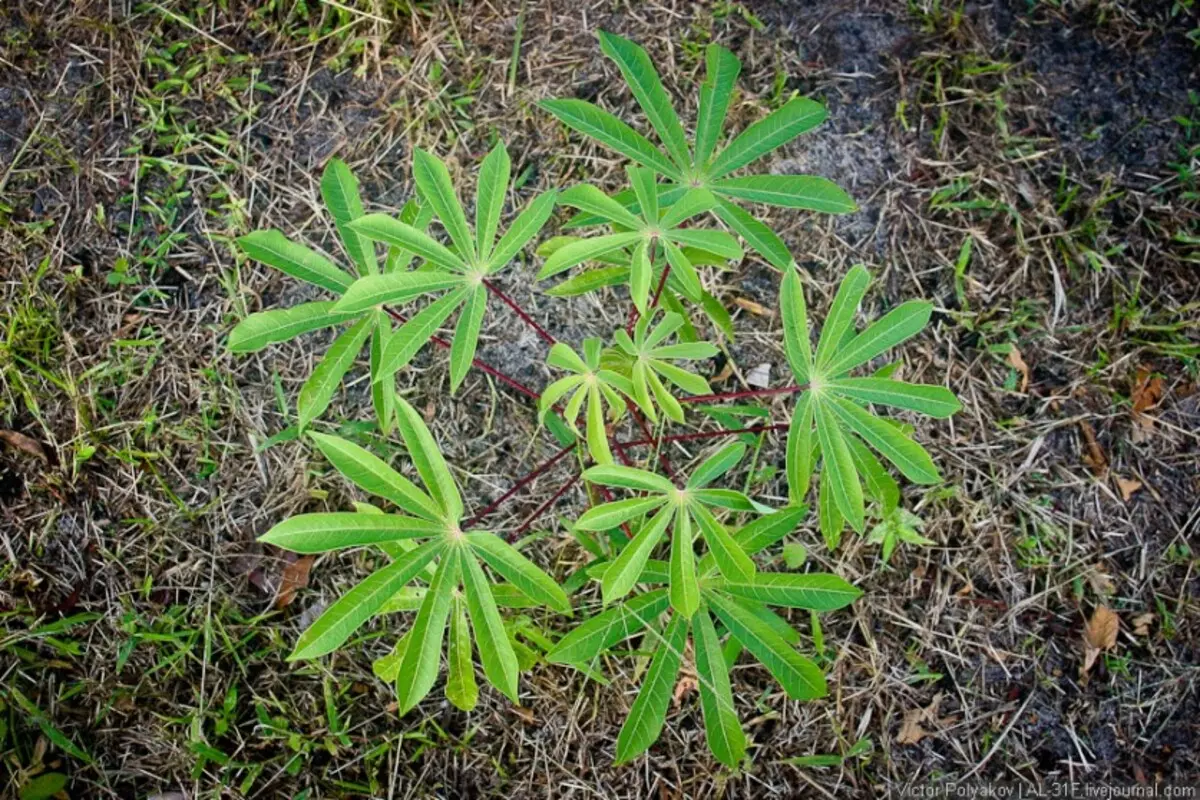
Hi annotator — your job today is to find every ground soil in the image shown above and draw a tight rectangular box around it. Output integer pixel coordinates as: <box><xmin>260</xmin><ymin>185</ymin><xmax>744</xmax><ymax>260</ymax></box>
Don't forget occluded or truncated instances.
<box><xmin>1</xmin><ymin>1</ymin><xmax>1198</xmax><ymax>798</ymax></box>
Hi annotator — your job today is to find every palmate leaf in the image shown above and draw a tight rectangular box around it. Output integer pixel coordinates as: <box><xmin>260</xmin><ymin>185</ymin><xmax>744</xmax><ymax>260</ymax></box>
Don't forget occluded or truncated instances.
<box><xmin>265</xmin><ymin>413</ymin><xmax>564</xmax><ymax>712</ymax></box>
<box><xmin>692</xmin><ymin>608</ymin><xmax>746</xmax><ymax>767</ymax></box>
<box><xmin>238</xmin><ymin>229</ymin><xmax>356</xmax><ymax>294</ymax></box>
<box><xmin>321</xmin><ymin>157</ymin><xmax>377</xmax><ymax>275</ymax></box>
<box><xmin>780</xmin><ymin>265</ymin><xmax>961</xmax><ymax>549</ymax></box>
<box><xmin>227</xmin><ymin>301</ymin><xmax>358</xmax><ymax>353</ymax></box>
<box><xmin>541</xmin><ymin>32</ymin><xmax>853</xmax><ymax>271</ymax></box>
<box><xmin>297</xmin><ymin>315</ymin><xmax>373</xmax><ymax>431</ymax></box>
<box><xmin>615</xmin><ymin>612</ymin><xmax>687</xmax><ymax>764</ymax></box>
<box><xmin>545</xmin><ymin>589</ymin><xmax>670</xmax><ymax>664</ymax></box>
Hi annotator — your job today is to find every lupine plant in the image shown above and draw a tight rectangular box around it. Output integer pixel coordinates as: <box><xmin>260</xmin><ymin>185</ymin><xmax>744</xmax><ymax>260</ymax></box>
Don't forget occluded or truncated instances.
<box><xmin>231</xmin><ymin>32</ymin><xmax>960</xmax><ymax>768</ymax></box>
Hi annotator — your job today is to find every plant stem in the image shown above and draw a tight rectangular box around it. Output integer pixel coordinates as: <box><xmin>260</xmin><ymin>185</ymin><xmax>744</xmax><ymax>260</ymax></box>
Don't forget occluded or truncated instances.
<box><xmin>649</xmin><ymin>256</ymin><xmax>672</xmax><ymax>310</ymax></box>
<box><xmin>383</xmin><ymin>306</ymin><xmax>541</xmax><ymax>401</ymax></box>
<box><xmin>482</xmin><ymin>279</ymin><xmax>556</xmax><ymax>346</ymax></box>
<box><xmin>680</xmin><ymin>384</ymin><xmax>807</xmax><ymax>404</ymax></box>
<box><xmin>464</xmin><ymin>441</ymin><xmax>577</xmax><ymax>528</ymax></box>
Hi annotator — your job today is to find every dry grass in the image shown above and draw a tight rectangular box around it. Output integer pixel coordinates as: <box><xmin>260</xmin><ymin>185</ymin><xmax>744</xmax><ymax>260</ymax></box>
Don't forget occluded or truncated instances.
<box><xmin>1</xmin><ymin>0</ymin><xmax>1197</xmax><ymax>797</ymax></box>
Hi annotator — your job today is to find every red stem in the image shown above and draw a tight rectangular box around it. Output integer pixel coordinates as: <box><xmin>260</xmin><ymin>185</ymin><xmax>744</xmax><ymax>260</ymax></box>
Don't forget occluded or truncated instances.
<box><xmin>649</xmin><ymin>256</ymin><xmax>672</xmax><ymax>311</ymax></box>
<box><xmin>681</xmin><ymin>384</ymin><xmax>807</xmax><ymax>405</ymax></box>
<box><xmin>482</xmin><ymin>279</ymin><xmax>556</xmax><ymax>346</ymax></box>
<box><xmin>511</xmin><ymin>470</ymin><xmax>581</xmax><ymax>539</ymax></box>
<box><xmin>464</xmin><ymin>441</ymin><xmax>576</xmax><ymax>528</ymax></box>
<box><xmin>383</xmin><ymin>306</ymin><xmax>541</xmax><ymax>400</ymax></box>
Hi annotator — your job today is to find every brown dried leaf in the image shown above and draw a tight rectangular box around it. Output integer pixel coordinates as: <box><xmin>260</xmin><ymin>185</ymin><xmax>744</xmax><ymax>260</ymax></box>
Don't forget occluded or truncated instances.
<box><xmin>733</xmin><ymin>297</ymin><xmax>772</xmax><ymax>317</ymax></box>
<box><xmin>0</xmin><ymin>430</ymin><xmax>48</xmax><ymax>461</ymax></box>
<box><xmin>1131</xmin><ymin>613</ymin><xmax>1155</xmax><ymax>637</ymax></box>
<box><xmin>711</xmin><ymin>358</ymin><xmax>735</xmax><ymax>385</ymax></box>
<box><xmin>1081</xmin><ymin>606</ymin><xmax>1119</xmax><ymax>674</ymax></box>
<box><xmin>275</xmin><ymin>554</ymin><xmax>314</xmax><ymax>609</ymax></box>
<box><xmin>1078</xmin><ymin>420</ymin><xmax>1108</xmax><ymax>477</ymax></box>
<box><xmin>1007</xmin><ymin>346</ymin><xmax>1030</xmax><ymax>393</ymax></box>
<box><xmin>1116</xmin><ymin>476</ymin><xmax>1142</xmax><ymax>502</ymax></box>
<box><xmin>897</xmin><ymin>693</ymin><xmax>943</xmax><ymax>745</ymax></box>
<box><xmin>1131</xmin><ymin>367</ymin><xmax>1163</xmax><ymax>429</ymax></box>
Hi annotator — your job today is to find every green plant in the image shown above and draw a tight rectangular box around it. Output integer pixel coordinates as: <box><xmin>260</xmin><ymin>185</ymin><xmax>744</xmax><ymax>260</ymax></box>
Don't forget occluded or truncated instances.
<box><xmin>259</xmin><ymin>397</ymin><xmax>569</xmax><ymax>711</ymax></box>
<box><xmin>232</xmin><ymin>30</ymin><xmax>960</xmax><ymax>769</ymax></box>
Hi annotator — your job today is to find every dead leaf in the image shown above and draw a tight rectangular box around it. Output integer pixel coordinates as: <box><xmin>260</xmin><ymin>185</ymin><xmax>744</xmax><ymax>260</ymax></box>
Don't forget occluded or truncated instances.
<box><xmin>512</xmin><ymin>706</ymin><xmax>536</xmax><ymax>724</ymax></box>
<box><xmin>1087</xmin><ymin>564</ymin><xmax>1115</xmax><ymax>597</ymax></box>
<box><xmin>275</xmin><ymin>554</ymin><xmax>314</xmax><ymax>609</ymax></box>
<box><xmin>1081</xmin><ymin>606</ymin><xmax>1119</xmax><ymax>675</ymax></box>
<box><xmin>1078</xmin><ymin>420</ymin><xmax>1108</xmax><ymax>477</ymax></box>
<box><xmin>746</xmin><ymin>363</ymin><xmax>771</xmax><ymax>388</ymax></box>
<box><xmin>897</xmin><ymin>693</ymin><xmax>943</xmax><ymax>745</ymax></box>
<box><xmin>1007</xmin><ymin>346</ymin><xmax>1030</xmax><ymax>393</ymax></box>
<box><xmin>0</xmin><ymin>430</ymin><xmax>48</xmax><ymax>461</ymax></box>
<box><xmin>1131</xmin><ymin>613</ymin><xmax>1155</xmax><ymax>637</ymax></box>
<box><xmin>1116</xmin><ymin>476</ymin><xmax>1142</xmax><ymax>502</ymax></box>
<box><xmin>733</xmin><ymin>297</ymin><xmax>772</xmax><ymax>317</ymax></box>
<box><xmin>711</xmin><ymin>357</ymin><xmax>735</xmax><ymax>385</ymax></box>
<box><xmin>1131</xmin><ymin>367</ymin><xmax>1163</xmax><ymax>431</ymax></box>
<box><xmin>673</xmin><ymin>675</ymin><xmax>697</xmax><ymax>706</ymax></box>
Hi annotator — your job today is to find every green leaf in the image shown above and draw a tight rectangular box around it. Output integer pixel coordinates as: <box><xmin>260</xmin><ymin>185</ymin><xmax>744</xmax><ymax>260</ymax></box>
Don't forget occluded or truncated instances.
<box><xmin>449</xmin><ymin>284</ymin><xmax>486</xmax><ymax>393</ymax></box>
<box><xmin>648</xmin><ymin>342</ymin><xmax>719</xmax><ymax>360</ymax></box>
<box><xmin>467</xmin><ymin>533</ymin><xmax>571</xmax><ymax>613</ymax></box>
<box><xmin>586</xmin><ymin>383</ymin><xmax>613</xmax><ymax>465</ymax></box>
<box><xmin>713</xmin><ymin>196</ymin><xmax>793</xmax><ymax>271</ymax></box>
<box><xmin>308</xmin><ymin>432</ymin><xmax>443</xmax><ymax>521</ymax></box>
<box><xmin>446</xmin><ymin>594</ymin><xmax>478</xmax><ymax>711</ymax></box>
<box><xmin>386</xmin><ymin>198</ymin><xmax>435</xmax><ymax>273</ymax></box>
<box><xmin>823</xmin><ymin>301</ymin><xmax>933</xmax><ymax>376</ymax></box>
<box><xmin>732</xmin><ymin>505</ymin><xmax>807</xmax><ymax>557</ymax></box>
<box><xmin>828</xmin><ymin>396</ymin><xmax>940</xmax><ymax>484</ymax></box>
<box><xmin>371</xmin><ymin>313</ymin><xmax>396</xmax><ymax>434</ymax></box>
<box><xmin>396</xmin><ymin>547</ymin><xmax>459</xmax><ymax>713</ymax></box>
<box><xmin>487</xmin><ymin>190</ymin><xmax>558</xmax><ymax>273</ymax></box>
<box><xmin>393</xmin><ymin>395</ymin><xmax>464</xmax><ymax>520</ymax></box>
<box><xmin>701</xmin><ymin>291</ymin><xmax>735</xmax><ymax>340</ymax></box>
<box><xmin>350</xmin><ymin>213</ymin><xmax>467</xmax><ymax>273</ymax></box>
<box><xmin>19</xmin><ymin>773</ymin><xmax>68</xmax><ymax>800</ymax></box>
<box><xmin>713</xmin><ymin>175</ymin><xmax>856</xmax><ymax>213</ymax></box>
<box><xmin>786</xmin><ymin>391</ymin><xmax>816</xmax><ymax>504</ymax></box>
<box><xmin>601</xmin><ymin>504</ymin><xmax>675</xmax><ymax>605</ymax></box>
<box><xmin>297</xmin><ymin>316</ymin><xmax>373</xmax><ymax>431</ymax></box>
<box><xmin>695</xmin><ymin>44</ymin><xmax>742</xmax><ymax>167</ymax></box>
<box><xmin>687</xmin><ymin>442</ymin><xmax>746</xmax><ymax>489</ymax></box>
<box><xmin>706</xmin><ymin>591</ymin><xmax>826</xmax><ymax>699</ymax></box>
<box><xmin>376</xmin><ymin>286</ymin><xmax>469</xmax><ymax>379</ymax></box>
<box><xmin>846</xmin><ymin>434</ymin><xmax>900</xmax><ymax>512</ymax></box>
<box><xmin>598</xmin><ymin>31</ymin><xmax>691</xmax><ymax>171</ymax></box>
<box><xmin>658</xmin><ymin>187</ymin><xmax>717</xmax><ymax>229</ymax></box>
<box><xmin>539</xmin><ymin>98</ymin><xmax>681</xmax><ymax>179</ymax></box>
<box><xmin>475</xmin><ymin>141</ymin><xmax>511</xmax><ymax>261</ymax></box>
<box><xmin>691</xmin><ymin>502</ymin><xmax>756</xmax><ymax>582</ymax></box>
<box><xmin>818</xmin><ymin>467</ymin><xmax>845</xmax><ymax>550</ymax></box>
<box><xmin>574</xmin><ymin>496</ymin><xmax>668</xmax><ymax>531</ymax></box>
<box><xmin>691</xmin><ymin>488</ymin><xmax>756</xmax><ymax>512</ymax></box>
<box><xmin>719</xmin><ymin>573</ymin><xmax>862</xmax><ymax>611</ymax></box>
<box><xmin>650</xmin><ymin>359</ymin><xmax>711</xmax><ymax>397</ymax></box>
<box><xmin>692</xmin><ymin>608</ymin><xmax>746</xmax><ymax>767</ymax></box>
<box><xmin>628</xmin><ymin>165</ymin><xmax>659</xmax><ymax>222</ymax></box>
<box><xmin>538</xmin><ymin>232</ymin><xmax>643</xmax><ymax>279</ymax></box>
<box><xmin>334</xmin><ymin>272</ymin><xmax>466</xmax><ymax>315</ymax></box>
<box><xmin>814</xmin><ymin>398</ymin><xmax>864</xmax><ymax>532</ymax></box>
<box><xmin>661</xmin><ymin>239</ymin><xmax>702</xmax><ymax>303</ymax></box>
<box><xmin>663</xmin><ymin>229</ymin><xmax>743</xmax><ymax>260</ymax></box>
<box><xmin>830</xmin><ymin>378</ymin><xmax>961</xmax><ymax>418</ymax></box>
<box><xmin>238</xmin><ymin>230</ymin><xmax>355</xmax><ymax>294</ymax></box>
<box><xmin>781</xmin><ymin>267</ymin><xmax>814</xmax><ymax>381</ymax></box>
<box><xmin>629</xmin><ymin>239</ymin><xmax>651</xmax><ymax>314</ymax></box>
<box><xmin>321</xmin><ymin>158</ymin><xmax>377</xmax><ymax>275</ymax></box>
<box><xmin>708</xmin><ymin>97</ymin><xmax>827</xmax><ymax>178</ymax></box>
<box><xmin>290</xmin><ymin>540</ymin><xmax>442</xmax><ymax>660</ymax></box>
<box><xmin>545</xmin><ymin>589</ymin><xmax>670</xmax><ymax>664</ymax></box>
<box><xmin>815</xmin><ymin>265</ymin><xmax>870</xmax><ymax>369</ymax></box>
<box><xmin>584</xmin><ymin>464</ymin><xmax>676</xmax><ymax>494</ymax></box>
<box><xmin>262</xmin><ymin>515</ymin><xmax>446</xmax><ymax>554</ymax></box>
<box><xmin>614</xmin><ymin>612</ymin><xmax>688</xmax><ymax>764</ymax></box>
<box><xmin>559</xmin><ymin>184</ymin><xmax>645</xmax><ymax>230</ymax></box>
<box><xmin>412</xmin><ymin>147</ymin><xmax>475</xmax><ymax>263</ymax></box>
<box><xmin>228</xmin><ymin>301</ymin><xmax>358</xmax><ymax>353</ymax></box>
<box><xmin>669</xmin><ymin>513</ymin><xmax>700</xmax><ymax>617</ymax></box>
<box><xmin>544</xmin><ymin>265</ymin><xmax>629</xmax><ymax>297</ymax></box>
<box><xmin>460</xmin><ymin>547</ymin><xmax>520</xmax><ymax>702</ymax></box>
